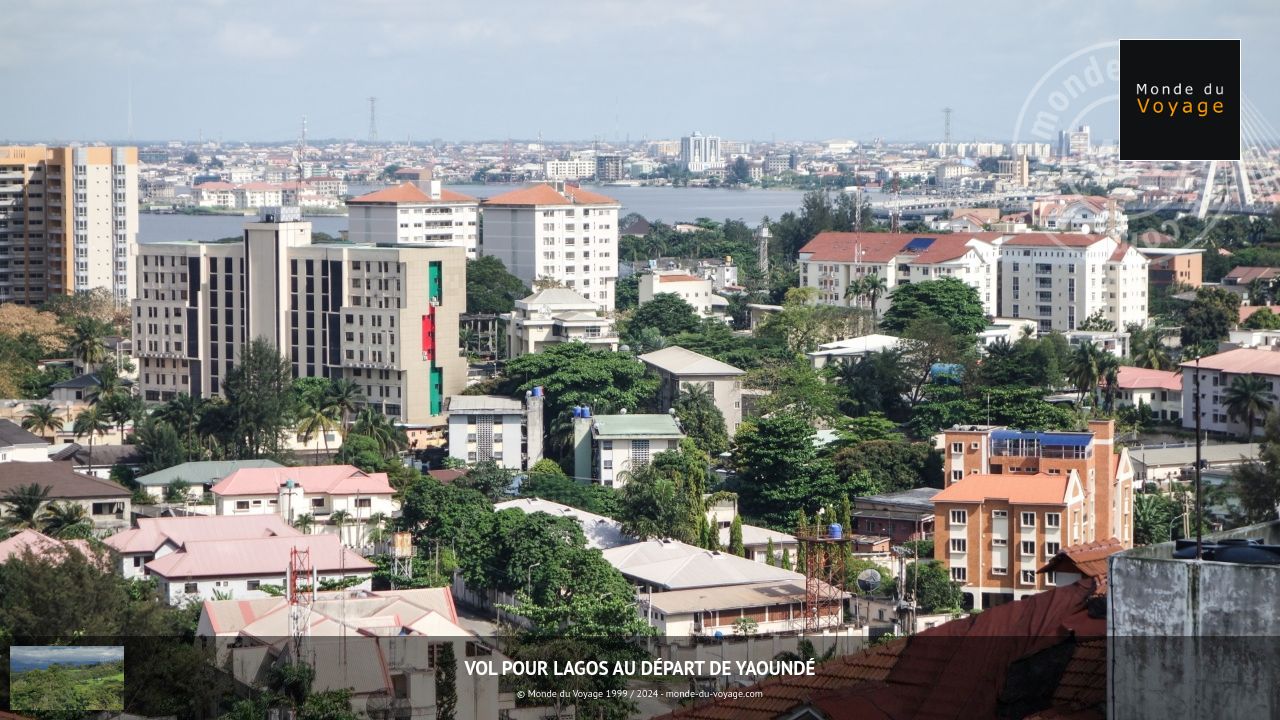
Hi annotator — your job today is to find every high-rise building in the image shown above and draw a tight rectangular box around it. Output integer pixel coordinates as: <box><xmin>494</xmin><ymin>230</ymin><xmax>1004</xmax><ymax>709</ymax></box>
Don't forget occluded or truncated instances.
<box><xmin>1058</xmin><ymin>125</ymin><xmax>1091</xmax><ymax>157</ymax></box>
<box><xmin>132</xmin><ymin>207</ymin><xmax>465</xmax><ymax>432</ymax></box>
<box><xmin>595</xmin><ymin>154</ymin><xmax>624</xmax><ymax>182</ymax></box>
<box><xmin>480</xmin><ymin>183</ymin><xmax>620</xmax><ymax>310</ymax></box>
<box><xmin>346</xmin><ymin>181</ymin><xmax>479</xmax><ymax>258</ymax></box>
<box><xmin>679</xmin><ymin>132</ymin><xmax>724</xmax><ymax>172</ymax></box>
<box><xmin>0</xmin><ymin>146</ymin><xmax>137</xmax><ymax>305</ymax></box>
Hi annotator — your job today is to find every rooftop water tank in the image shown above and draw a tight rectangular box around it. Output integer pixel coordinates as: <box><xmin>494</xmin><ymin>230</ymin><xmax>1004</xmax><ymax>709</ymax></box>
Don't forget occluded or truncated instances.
<box><xmin>828</xmin><ymin>523</ymin><xmax>844</xmax><ymax>539</ymax></box>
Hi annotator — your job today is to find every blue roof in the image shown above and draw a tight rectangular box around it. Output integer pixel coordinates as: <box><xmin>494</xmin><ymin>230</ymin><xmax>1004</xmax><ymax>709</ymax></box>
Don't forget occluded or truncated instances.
<box><xmin>990</xmin><ymin>430</ymin><xmax>1092</xmax><ymax>447</ymax></box>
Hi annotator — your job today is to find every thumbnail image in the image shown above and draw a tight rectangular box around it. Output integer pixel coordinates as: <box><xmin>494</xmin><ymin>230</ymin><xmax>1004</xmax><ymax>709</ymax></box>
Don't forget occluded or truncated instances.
<box><xmin>9</xmin><ymin>646</ymin><xmax>124</xmax><ymax>718</ymax></box>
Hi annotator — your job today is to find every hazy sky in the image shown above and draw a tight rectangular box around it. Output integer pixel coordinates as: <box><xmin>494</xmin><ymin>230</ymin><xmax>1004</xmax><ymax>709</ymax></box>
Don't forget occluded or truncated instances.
<box><xmin>3</xmin><ymin>0</ymin><xmax>1277</xmax><ymax>144</ymax></box>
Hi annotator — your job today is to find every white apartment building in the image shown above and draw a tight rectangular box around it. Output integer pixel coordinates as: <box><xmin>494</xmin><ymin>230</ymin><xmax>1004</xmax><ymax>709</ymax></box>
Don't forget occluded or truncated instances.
<box><xmin>680</xmin><ymin>132</ymin><xmax>724</xmax><ymax>172</ymax></box>
<box><xmin>544</xmin><ymin>158</ymin><xmax>597</xmax><ymax>181</ymax></box>
<box><xmin>503</xmin><ymin>287</ymin><xmax>618</xmax><ymax>359</ymax></box>
<box><xmin>0</xmin><ymin>146</ymin><xmax>137</xmax><ymax>305</ymax></box>
<box><xmin>571</xmin><ymin>412</ymin><xmax>685</xmax><ymax>488</ymax></box>
<box><xmin>347</xmin><ymin>181</ymin><xmax>480</xmax><ymax>258</ymax></box>
<box><xmin>638</xmin><ymin>270</ymin><xmax>727</xmax><ymax>319</ymax></box>
<box><xmin>480</xmin><ymin>182</ymin><xmax>620</xmax><ymax>310</ymax></box>
<box><xmin>1181</xmin><ymin>348</ymin><xmax>1280</xmax><ymax>438</ymax></box>
<box><xmin>1030</xmin><ymin>195</ymin><xmax>1128</xmax><ymax>236</ymax></box>
<box><xmin>638</xmin><ymin>345</ymin><xmax>745</xmax><ymax>434</ymax></box>
<box><xmin>996</xmin><ymin>233</ymin><xmax>1148</xmax><ymax>333</ymax></box>
<box><xmin>797</xmin><ymin>232</ymin><xmax>1000</xmax><ymax>317</ymax></box>
<box><xmin>1114</xmin><ymin>366</ymin><xmax>1182</xmax><ymax>422</ymax></box>
<box><xmin>132</xmin><ymin>207</ymin><xmax>466</xmax><ymax>430</ymax></box>
<box><xmin>445</xmin><ymin>392</ymin><xmax>544</xmax><ymax>470</ymax></box>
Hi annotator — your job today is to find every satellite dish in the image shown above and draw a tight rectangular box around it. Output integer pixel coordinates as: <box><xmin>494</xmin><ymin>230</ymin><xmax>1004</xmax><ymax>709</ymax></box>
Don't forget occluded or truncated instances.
<box><xmin>857</xmin><ymin>568</ymin><xmax>882</xmax><ymax>593</ymax></box>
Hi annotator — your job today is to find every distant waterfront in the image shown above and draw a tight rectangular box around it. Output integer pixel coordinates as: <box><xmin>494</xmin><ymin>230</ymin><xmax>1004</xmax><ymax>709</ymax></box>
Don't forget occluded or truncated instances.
<box><xmin>138</xmin><ymin>184</ymin><xmax>815</xmax><ymax>244</ymax></box>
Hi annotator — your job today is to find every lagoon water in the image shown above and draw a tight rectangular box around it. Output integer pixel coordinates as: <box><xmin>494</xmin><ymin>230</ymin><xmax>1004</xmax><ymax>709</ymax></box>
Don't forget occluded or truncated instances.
<box><xmin>138</xmin><ymin>184</ymin><xmax>817</xmax><ymax>243</ymax></box>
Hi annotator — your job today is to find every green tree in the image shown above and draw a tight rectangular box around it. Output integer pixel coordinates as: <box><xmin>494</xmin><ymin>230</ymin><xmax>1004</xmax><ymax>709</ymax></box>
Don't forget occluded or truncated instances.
<box><xmin>299</xmin><ymin>689</ymin><xmax>358</xmax><ymax>720</ymax></box>
<box><xmin>1127</xmin><ymin>323</ymin><xmax>1175</xmax><ymax>370</ymax></box>
<box><xmin>904</xmin><ymin>560</ymin><xmax>963</xmax><ymax>613</ymax></box>
<box><xmin>615</xmin><ymin>274</ymin><xmax>640</xmax><ymax>311</ymax></box>
<box><xmin>21</xmin><ymin>403</ymin><xmax>63</xmax><ymax>441</ymax></box>
<box><xmin>457</xmin><ymin>459</ymin><xmax>513</xmax><ymax>500</ymax></box>
<box><xmin>153</xmin><ymin>393</ymin><xmax>204</xmax><ymax>461</ymax></box>
<box><xmin>1243</xmin><ymin>307</ymin><xmax>1280</xmax><ymax>330</ymax></box>
<box><xmin>1133</xmin><ymin>491</ymin><xmax>1181</xmax><ymax>545</ymax></box>
<box><xmin>749</xmin><ymin>358</ymin><xmax>842</xmax><ymax>421</ymax></box>
<box><xmin>7</xmin><ymin>484</ymin><xmax>63</xmax><ymax>535</ymax></box>
<box><xmin>898</xmin><ymin>315</ymin><xmax>974</xmax><ymax>406</ymax></box>
<box><xmin>223</xmin><ymin>338</ymin><xmax>295</xmax><ymax>458</ymax></box>
<box><xmin>350</xmin><ymin>407</ymin><xmax>407</xmax><ymax>456</ymax></box>
<box><xmin>1077</xmin><ymin>310</ymin><xmax>1116</xmax><ymax>331</ymax></box>
<box><xmin>732</xmin><ymin>413</ymin><xmax>841</xmax><ymax>528</ymax></box>
<box><xmin>68</xmin><ymin>317</ymin><xmax>109</xmax><ymax>371</ymax></box>
<box><xmin>334</xmin><ymin>432</ymin><xmax>387</xmax><ymax>473</ymax></box>
<box><xmin>833</xmin><ymin>440</ymin><xmax>943</xmax><ymax>493</ymax></box>
<box><xmin>880</xmin><ymin>278</ymin><xmax>987</xmax><ymax>336</ymax></box>
<box><xmin>1223</xmin><ymin>374</ymin><xmax>1275</xmax><ymax>438</ymax></box>
<box><xmin>293</xmin><ymin>513</ymin><xmax>315</xmax><ymax>534</ymax></box>
<box><xmin>674</xmin><ymin>382</ymin><xmax>729</xmax><ymax>457</ymax></box>
<box><xmin>38</xmin><ymin>501</ymin><xmax>92</xmax><ymax>539</ymax></box>
<box><xmin>728</xmin><ymin>515</ymin><xmax>745</xmax><ymax>556</ymax></box>
<box><xmin>626</xmin><ymin>292</ymin><xmax>701</xmax><ymax>341</ymax></box>
<box><xmin>1229</xmin><ymin>412</ymin><xmax>1280</xmax><ymax>524</ymax></box>
<box><xmin>324</xmin><ymin>379</ymin><xmax>364</xmax><ymax>436</ymax></box>
<box><xmin>135</xmin><ymin>419</ymin><xmax>187</xmax><ymax>475</ymax></box>
<box><xmin>163</xmin><ymin>478</ymin><xmax>192</xmax><ymax>503</ymax></box>
<box><xmin>616</xmin><ymin>445</ymin><xmax>705</xmax><ymax>542</ymax></box>
<box><xmin>1179</xmin><ymin>286</ymin><xmax>1241</xmax><ymax>355</ymax></box>
<box><xmin>466</xmin><ymin>255</ymin><xmax>530</xmax><ymax>314</ymax></box>
<box><xmin>519</xmin><ymin>459</ymin><xmax>619</xmax><ymax>516</ymax></box>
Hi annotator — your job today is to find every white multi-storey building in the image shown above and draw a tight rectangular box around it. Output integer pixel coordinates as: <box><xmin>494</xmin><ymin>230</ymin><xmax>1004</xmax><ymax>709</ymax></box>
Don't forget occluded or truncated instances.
<box><xmin>347</xmin><ymin>181</ymin><xmax>480</xmax><ymax>258</ymax></box>
<box><xmin>572</xmin><ymin>412</ymin><xmax>685</xmax><ymax>488</ymax></box>
<box><xmin>544</xmin><ymin>158</ymin><xmax>597</xmax><ymax>181</ymax></box>
<box><xmin>797</xmin><ymin>232</ymin><xmax>1001</xmax><ymax>317</ymax></box>
<box><xmin>132</xmin><ymin>207</ymin><xmax>465</xmax><ymax>431</ymax></box>
<box><xmin>638</xmin><ymin>270</ymin><xmax>727</xmax><ymax>319</ymax></box>
<box><xmin>504</xmin><ymin>288</ymin><xmax>618</xmax><ymax>358</ymax></box>
<box><xmin>1030</xmin><ymin>195</ymin><xmax>1128</xmax><ymax>236</ymax></box>
<box><xmin>0</xmin><ymin>146</ymin><xmax>137</xmax><ymax>305</ymax></box>
<box><xmin>1180</xmin><ymin>348</ymin><xmax>1280</xmax><ymax>438</ymax></box>
<box><xmin>679</xmin><ymin>132</ymin><xmax>724</xmax><ymax>172</ymax></box>
<box><xmin>996</xmin><ymin>233</ymin><xmax>1148</xmax><ymax>333</ymax></box>
<box><xmin>480</xmin><ymin>183</ymin><xmax>620</xmax><ymax>310</ymax></box>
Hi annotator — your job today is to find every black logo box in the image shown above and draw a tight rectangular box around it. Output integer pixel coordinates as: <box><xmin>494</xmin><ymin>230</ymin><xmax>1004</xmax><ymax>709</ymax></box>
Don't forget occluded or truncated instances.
<box><xmin>1119</xmin><ymin>39</ymin><xmax>1240</xmax><ymax>161</ymax></box>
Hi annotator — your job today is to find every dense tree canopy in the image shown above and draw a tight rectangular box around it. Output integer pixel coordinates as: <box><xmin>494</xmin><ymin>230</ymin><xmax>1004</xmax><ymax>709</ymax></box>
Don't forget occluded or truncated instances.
<box><xmin>466</xmin><ymin>256</ymin><xmax>529</xmax><ymax>314</ymax></box>
<box><xmin>731</xmin><ymin>412</ymin><xmax>842</xmax><ymax>528</ymax></box>
<box><xmin>880</xmin><ymin>278</ymin><xmax>988</xmax><ymax>336</ymax></box>
<box><xmin>625</xmin><ymin>293</ymin><xmax>701</xmax><ymax>342</ymax></box>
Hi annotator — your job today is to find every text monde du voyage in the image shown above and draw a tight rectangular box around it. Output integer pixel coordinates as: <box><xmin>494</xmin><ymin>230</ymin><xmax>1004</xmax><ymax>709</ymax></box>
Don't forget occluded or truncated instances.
<box><xmin>1134</xmin><ymin>82</ymin><xmax>1228</xmax><ymax>118</ymax></box>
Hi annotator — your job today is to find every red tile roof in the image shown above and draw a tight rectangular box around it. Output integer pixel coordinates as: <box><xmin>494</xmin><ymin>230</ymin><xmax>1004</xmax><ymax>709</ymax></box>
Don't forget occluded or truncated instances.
<box><xmin>932</xmin><ymin>472</ymin><xmax>1072</xmax><ymax>505</ymax></box>
<box><xmin>659</xmin><ymin>578</ymin><xmax>1106</xmax><ymax>720</ymax></box>
<box><xmin>348</xmin><ymin>182</ymin><xmax>476</xmax><ymax>204</ymax></box>
<box><xmin>481</xmin><ymin>183</ymin><xmax>618</xmax><ymax>206</ymax></box>
<box><xmin>798</xmin><ymin>232</ymin><xmax>998</xmax><ymax>265</ymax></box>
<box><xmin>1038</xmin><ymin>537</ymin><xmax>1124</xmax><ymax>597</ymax></box>
<box><xmin>211</xmin><ymin>464</ymin><xmax>393</xmax><ymax>497</ymax></box>
<box><xmin>1223</xmin><ymin>266</ymin><xmax>1280</xmax><ymax>284</ymax></box>
<box><xmin>1109</xmin><ymin>243</ymin><xmax>1137</xmax><ymax>262</ymax></box>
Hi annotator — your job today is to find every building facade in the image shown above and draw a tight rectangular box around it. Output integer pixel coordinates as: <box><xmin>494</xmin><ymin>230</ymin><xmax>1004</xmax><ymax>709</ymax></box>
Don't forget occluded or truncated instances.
<box><xmin>679</xmin><ymin>133</ymin><xmax>723</xmax><ymax>172</ymax></box>
<box><xmin>480</xmin><ymin>183</ymin><xmax>620</xmax><ymax>310</ymax></box>
<box><xmin>571</xmin><ymin>412</ymin><xmax>684</xmax><ymax>487</ymax></box>
<box><xmin>503</xmin><ymin>287</ymin><xmax>618</xmax><ymax>358</ymax></box>
<box><xmin>638</xmin><ymin>345</ymin><xmax>745</xmax><ymax>434</ymax></box>
<box><xmin>637</xmin><ymin>271</ymin><xmax>727</xmax><ymax>320</ymax></box>
<box><xmin>1180</xmin><ymin>348</ymin><xmax>1280</xmax><ymax>438</ymax></box>
<box><xmin>797</xmin><ymin>232</ymin><xmax>1000</xmax><ymax>317</ymax></box>
<box><xmin>0</xmin><ymin>145</ymin><xmax>137</xmax><ymax>305</ymax></box>
<box><xmin>132</xmin><ymin>208</ymin><xmax>465</xmax><ymax>429</ymax></box>
<box><xmin>346</xmin><ymin>182</ymin><xmax>480</xmax><ymax>258</ymax></box>
<box><xmin>996</xmin><ymin>233</ymin><xmax>1148</xmax><ymax>332</ymax></box>
<box><xmin>445</xmin><ymin>393</ymin><xmax>544</xmax><ymax>470</ymax></box>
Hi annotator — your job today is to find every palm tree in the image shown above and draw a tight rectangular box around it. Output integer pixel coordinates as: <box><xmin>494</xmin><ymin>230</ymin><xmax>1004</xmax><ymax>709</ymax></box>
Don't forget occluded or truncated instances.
<box><xmin>1068</xmin><ymin>342</ymin><xmax>1107</xmax><ymax>406</ymax></box>
<box><xmin>324</xmin><ymin>379</ymin><xmax>364</xmax><ymax>436</ymax></box>
<box><xmin>296</xmin><ymin>401</ymin><xmax>340</xmax><ymax>461</ymax></box>
<box><xmin>72</xmin><ymin>405</ymin><xmax>110</xmax><ymax>471</ymax></box>
<box><xmin>861</xmin><ymin>273</ymin><xmax>888</xmax><ymax>323</ymax></box>
<box><xmin>155</xmin><ymin>393</ymin><xmax>203</xmax><ymax>460</ymax></box>
<box><xmin>86</xmin><ymin>362</ymin><xmax>122</xmax><ymax>405</ymax></box>
<box><xmin>1128</xmin><ymin>323</ymin><xmax>1174</xmax><ymax>371</ymax></box>
<box><xmin>68</xmin><ymin>319</ymin><xmax>109</xmax><ymax>373</ymax></box>
<box><xmin>773</xmin><ymin>638</ymin><xmax>838</xmax><ymax>665</ymax></box>
<box><xmin>1</xmin><ymin>483</ymin><xmax>51</xmax><ymax>534</ymax></box>
<box><xmin>844</xmin><ymin>276</ymin><xmax>866</xmax><ymax>309</ymax></box>
<box><xmin>352</xmin><ymin>407</ymin><xmax>407</xmax><ymax>455</ymax></box>
<box><xmin>1223</xmin><ymin>374</ymin><xmax>1275</xmax><ymax>438</ymax></box>
<box><xmin>21</xmin><ymin>404</ymin><xmax>63</xmax><ymax>441</ymax></box>
<box><xmin>98</xmin><ymin>391</ymin><xmax>141</xmax><ymax>441</ymax></box>
<box><xmin>365</xmin><ymin>512</ymin><xmax>389</xmax><ymax>547</ymax></box>
<box><xmin>293</xmin><ymin>513</ymin><xmax>315</xmax><ymax>535</ymax></box>
<box><xmin>329</xmin><ymin>510</ymin><xmax>351</xmax><ymax>545</ymax></box>
<box><xmin>40</xmin><ymin>501</ymin><xmax>92</xmax><ymax>539</ymax></box>
<box><xmin>1101</xmin><ymin>358</ymin><xmax>1121</xmax><ymax>412</ymax></box>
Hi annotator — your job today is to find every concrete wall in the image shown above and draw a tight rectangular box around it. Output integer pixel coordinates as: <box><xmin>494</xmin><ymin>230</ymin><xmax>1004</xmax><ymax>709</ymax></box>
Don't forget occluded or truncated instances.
<box><xmin>1109</xmin><ymin>522</ymin><xmax>1280</xmax><ymax>719</ymax></box>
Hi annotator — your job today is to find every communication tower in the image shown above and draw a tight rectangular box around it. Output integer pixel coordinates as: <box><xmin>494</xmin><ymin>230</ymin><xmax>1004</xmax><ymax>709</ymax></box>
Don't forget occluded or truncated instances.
<box><xmin>794</xmin><ymin>523</ymin><xmax>850</xmax><ymax>633</ymax></box>
<box><xmin>287</xmin><ymin>546</ymin><xmax>317</xmax><ymax>664</ymax></box>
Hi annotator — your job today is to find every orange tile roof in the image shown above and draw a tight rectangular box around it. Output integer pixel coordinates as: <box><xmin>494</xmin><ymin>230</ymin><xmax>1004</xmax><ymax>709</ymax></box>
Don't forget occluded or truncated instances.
<box><xmin>348</xmin><ymin>182</ymin><xmax>476</xmax><ymax>204</ymax></box>
<box><xmin>1180</xmin><ymin>347</ymin><xmax>1280</xmax><ymax>376</ymax></box>
<box><xmin>998</xmin><ymin>233</ymin><xmax>1107</xmax><ymax>248</ymax></box>
<box><xmin>481</xmin><ymin>183</ymin><xmax>618</xmax><ymax>206</ymax></box>
<box><xmin>1115</xmin><ymin>366</ymin><xmax>1181</xmax><ymax>392</ymax></box>
<box><xmin>1038</xmin><ymin>537</ymin><xmax>1124</xmax><ymax>596</ymax></box>
<box><xmin>799</xmin><ymin>232</ymin><xmax>999</xmax><ymax>265</ymax></box>
<box><xmin>1109</xmin><ymin>242</ymin><xmax>1137</xmax><ymax>262</ymax></box>
<box><xmin>932</xmin><ymin>472</ymin><xmax>1071</xmax><ymax>505</ymax></box>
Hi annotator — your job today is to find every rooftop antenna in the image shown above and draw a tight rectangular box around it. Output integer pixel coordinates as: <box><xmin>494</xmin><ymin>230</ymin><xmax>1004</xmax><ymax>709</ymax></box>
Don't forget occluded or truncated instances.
<box><xmin>943</xmin><ymin>107</ymin><xmax>952</xmax><ymax>146</ymax></box>
<box><xmin>367</xmin><ymin>96</ymin><xmax>378</xmax><ymax>143</ymax></box>
<box><xmin>890</xmin><ymin>172</ymin><xmax>902</xmax><ymax>233</ymax></box>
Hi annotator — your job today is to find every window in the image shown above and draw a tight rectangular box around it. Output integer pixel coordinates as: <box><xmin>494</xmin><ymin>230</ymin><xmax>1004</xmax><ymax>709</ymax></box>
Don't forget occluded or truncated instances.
<box><xmin>1045</xmin><ymin>513</ymin><xmax>1061</xmax><ymax>528</ymax></box>
<box><xmin>992</xmin><ymin>566</ymin><xmax>1007</xmax><ymax>575</ymax></box>
<box><xmin>311</xmin><ymin>498</ymin><xmax>324</xmax><ymax>508</ymax></box>
<box><xmin>247</xmin><ymin>580</ymin><xmax>260</xmax><ymax>591</ymax></box>
<box><xmin>235</xmin><ymin>500</ymin><xmax>250</xmax><ymax>511</ymax></box>
<box><xmin>950</xmin><ymin>442</ymin><xmax>963</xmax><ymax>453</ymax></box>
<box><xmin>602</xmin><ymin>440</ymin><xmax>613</xmax><ymax>450</ymax></box>
<box><xmin>950</xmin><ymin>469</ymin><xmax>963</xmax><ymax>482</ymax></box>
<box><xmin>356</xmin><ymin>498</ymin><xmax>372</xmax><ymax>508</ymax></box>
<box><xmin>1045</xmin><ymin>541</ymin><xmax>1061</xmax><ymax>557</ymax></box>
<box><xmin>949</xmin><ymin>538</ymin><xmax>967</xmax><ymax>553</ymax></box>
<box><xmin>603</xmin><ymin>459</ymin><xmax>613</xmax><ymax>470</ymax></box>
<box><xmin>184</xmin><ymin>583</ymin><xmax>198</xmax><ymax>594</ymax></box>
<box><xmin>1021</xmin><ymin>540</ymin><xmax>1036</xmax><ymax>556</ymax></box>
<box><xmin>950</xmin><ymin>566</ymin><xmax>967</xmax><ymax>582</ymax></box>
<box><xmin>1021</xmin><ymin>512</ymin><xmax>1036</xmax><ymax>527</ymax></box>
<box><xmin>949</xmin><ymin>509</ymin><xmax>967</xmax><ymax>525</ymax></box>
<box><xmin>992</xmin><ymin>538</ymin><xmax>1007</xmax><ymax>546</ymax></box>
<box><xmin>1021</xmin><ymin>570</ymin><xmax>1037</xmax><ymax>585</ymax></box>
<box><xmin>132</xmin><ymin>556</ymin><xmax>143</xmax><ymax>568</ymax></box>
<box><xmin>992</xmin><ymin>510</ymin><xmax>1008</xmax><ymax>519</ymax></box>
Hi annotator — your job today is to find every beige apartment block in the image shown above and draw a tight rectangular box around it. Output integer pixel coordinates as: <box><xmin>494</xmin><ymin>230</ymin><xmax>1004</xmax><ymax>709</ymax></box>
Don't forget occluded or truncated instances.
<box><xmin>0</xmin><ymin>145</ymin><xmax>137</xmax><ymax>305</ymax></box>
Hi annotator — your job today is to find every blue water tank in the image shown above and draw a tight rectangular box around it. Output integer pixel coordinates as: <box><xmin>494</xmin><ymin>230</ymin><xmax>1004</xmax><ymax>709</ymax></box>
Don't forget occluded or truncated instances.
<box><xmin>582</xmin><ymin>406</ymin><xmax>592</xmax><ymax>418</ymax></box>
<box><xmin>572</xmin><ymin>406</ymin><xmax>582</xmax><ymax>418</ymax></box>
<box><xmin>828</xmin><ymin>523</ymin><xmax>844</xmax><ymax>539</ymax></box>
<box><xmin>532</xmin><ymin>386</ymin><xmax>543</xmax><ymax>397</ymax></box>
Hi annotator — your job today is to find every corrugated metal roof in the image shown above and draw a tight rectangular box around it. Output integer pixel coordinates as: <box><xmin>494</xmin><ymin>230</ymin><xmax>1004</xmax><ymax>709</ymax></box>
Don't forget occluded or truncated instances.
<box><xmin>591</xmin><ymin>414</ymin><xmax>684</xmax><ymax>439</ymax></box>
<box><xmin>639</xmin><ymin>345</ymin><xmax>745</xmax><ymax>377</ymax></box>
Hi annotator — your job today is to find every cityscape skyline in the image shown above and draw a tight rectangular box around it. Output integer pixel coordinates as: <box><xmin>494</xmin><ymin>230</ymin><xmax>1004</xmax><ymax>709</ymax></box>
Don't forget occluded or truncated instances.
<box><xmin>4</xmin><ymin>0</ymin><xmax>1279</xmax><ymax>143</ymax></box>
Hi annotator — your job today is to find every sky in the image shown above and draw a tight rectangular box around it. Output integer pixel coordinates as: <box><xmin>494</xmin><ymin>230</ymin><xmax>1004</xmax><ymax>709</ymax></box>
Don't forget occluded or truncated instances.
<box><xmin>2</xmin><ymin>0</ymin><xmax>1278</xmax><ymax>144</ymax></box>
<box><xmin>10</xmin><ymin>645</ymin><xmax>124</xmax><ymax>671</ymax></box>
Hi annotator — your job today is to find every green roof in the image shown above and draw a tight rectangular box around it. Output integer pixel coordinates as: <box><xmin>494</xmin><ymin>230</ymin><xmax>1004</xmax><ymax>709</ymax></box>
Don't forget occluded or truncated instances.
<box><xmin>134</xmin><ymin>459</ymin><xmax>284</xmax><ymax>487</ymax></box>
<box><xmin>591</xmin><ymin>414</ymin><xmax>684</xmax><ymax>439</ymax></box>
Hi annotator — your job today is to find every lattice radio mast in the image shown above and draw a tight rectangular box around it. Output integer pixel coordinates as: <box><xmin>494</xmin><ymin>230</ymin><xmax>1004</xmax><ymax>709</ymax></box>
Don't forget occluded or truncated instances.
<box><xmin>368</xmin><ymin>96</ymin><xmax>378</xmax><ymax>143</ymax></box>
<box><xmin>942</xmin><ymin>107</ymin><xmax>953</xmax><ymax>145</ymax></box>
